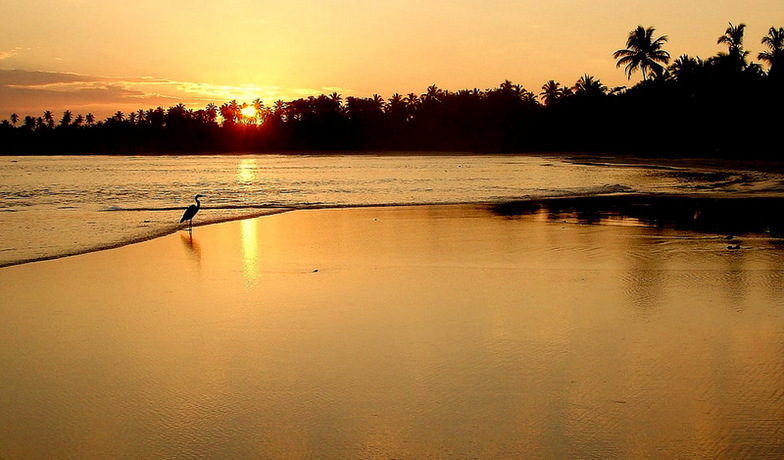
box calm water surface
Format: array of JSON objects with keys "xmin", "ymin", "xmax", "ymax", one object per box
[
  {"xmin": 2, "ymin": 153, "xmax": 782, "ymax": 266},
  {"xmin": 0, "ymin": 206, "xmax": 782, "ymax": 458}
]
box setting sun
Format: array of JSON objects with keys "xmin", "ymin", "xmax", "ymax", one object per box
[{"xmin": 240, "ymin": 105, "xmax": 256, "ymax": 119}]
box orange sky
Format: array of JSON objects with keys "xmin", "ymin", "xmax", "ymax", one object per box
[{"xmin": 1, "ymin": 0, "xmax": 782, "ymax": 119}]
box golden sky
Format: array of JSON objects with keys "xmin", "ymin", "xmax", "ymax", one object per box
[{"xmin": 1, "ymin": 0, "xmax": 782, "ymax": 118}]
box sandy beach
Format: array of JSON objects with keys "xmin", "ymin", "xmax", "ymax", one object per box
[{"xmin": 1, "ymin": 205, "xmax": 783, "ymax": 458}]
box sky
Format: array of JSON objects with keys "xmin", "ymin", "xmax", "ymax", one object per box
[{"xmin": 1, "ymin": 0, "xmax": 782, "ymax": 119}]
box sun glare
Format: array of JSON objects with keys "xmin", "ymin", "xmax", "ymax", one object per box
[{"xmin": 241, "ymin": 106, "xmax": 256, "ymax": 119}]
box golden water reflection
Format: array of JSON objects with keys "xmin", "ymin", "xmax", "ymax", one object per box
[
  {"xmin": 237, "ymin": 158, "xmax": 256, "ymax": 185},
  {"xmin": 240, "ymin": 218, "xmax": 258, "ymax": 283},
  {"xmin": 1, "ymin": 206, "xmax": 783, "ymax": 458}
]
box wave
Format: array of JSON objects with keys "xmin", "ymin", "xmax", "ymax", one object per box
[
  {"xmin": 0, "ymin": 207, "xmax": 294, "ymax": 269},
  {"xmin": 3, "ymin": 184, "xmax": 783, "ymax": 270},
  {"xmin": 99, "ymin": 204, "xmax": 290, "ymax": 212}
]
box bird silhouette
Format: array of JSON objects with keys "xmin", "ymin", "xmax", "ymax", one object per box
[{"xmin": 180, "ymin": 194, "xmax": 205, "ymax": 232}]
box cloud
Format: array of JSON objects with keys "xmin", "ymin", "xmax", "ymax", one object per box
[
  {"xmin": 0, "ymin": 47, "xmax": 23, "ymax": 61},
  {"xmin": 0, "ymin": 69, "xmax": 353, "ymax": 119}
]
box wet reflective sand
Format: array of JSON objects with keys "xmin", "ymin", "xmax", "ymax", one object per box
[{"xmin": 1, "ymin": 206, "xmax": 783, "ymax": 458}]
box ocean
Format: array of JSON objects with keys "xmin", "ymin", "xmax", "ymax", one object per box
[{"xmin": 1, "ymin": 153, "xmax": 782, "ymax": 266}]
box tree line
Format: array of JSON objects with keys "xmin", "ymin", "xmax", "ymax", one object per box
[{"xmin": 1, "ymin": 22, "xmax": 782, "ymax": 158}]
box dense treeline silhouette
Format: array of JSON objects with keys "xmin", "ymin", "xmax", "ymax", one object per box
[{"xmin": 1, "ymin": 23, "xmax": 782, "ymax": 158}]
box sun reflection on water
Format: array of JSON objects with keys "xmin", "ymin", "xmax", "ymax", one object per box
[
  {"xmin": 237, "ymin": 158, "xmax": 256, "ymax": 185},
  {"xmin": 240, "ymin": 218, "xmax": 258, "ymax": 283}
]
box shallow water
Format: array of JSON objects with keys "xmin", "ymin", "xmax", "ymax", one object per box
[
  {"xmin": 2, "ymin": 153, "xmax": 782, "ymax": 266},
  {"xmin": 1, "ymin": 206, "xmax": 783, "ymax": 458}
]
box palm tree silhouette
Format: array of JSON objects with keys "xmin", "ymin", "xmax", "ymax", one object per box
[
  {"xmin": 717, "ymin": 22, "xmax": 748, "ymax": 69},
  {"xmin": 573, "ymin": 74, "xmax": 606, "ymax": 95},
  {"xmin": 329, "ymin": 92, "xmax": 343, "ymax": 105},
  {"xmin": 423, "ymin": 84, "xmax": 444, "ymax": 103},
  {"xmin": 43, "ymin": 111, "xmax": 54, "ymax": 129},
  {"xmin": 387, "ymin": 93, "xmax": 403, "ymax": 108},
  {"xmin": 613, "ymin": 26, "xmax": 671, "ymax": 80},
  {"xmin": 251, "ymin": 98, "xmax": 265, "ymax": 124},
  {"xmin": 219, "ymin": 101, "xmax": 238, "ymax": 126},
  {"xmin": 60, "ymin": 110, "xmax": 72, "ymax": 127},
  {"xmin": 540, "ymin": 80, "xmax": 568, "ymax": 105},
  {"xmin": 369, "ymin": 94, "xmax": 385, "ymax": 112},
  {"xmin": 669, "ymin": 55, "xmax": 703, "ymax": 79},
  {"xmin": 10, "ymin": 113, "xmax": 18, "ymax": 127},
  {"xmin": 404, "ymin": 93, "xmax": 419, "ymax": 110},
  {"xmin": 759, "ymin": 26, "xmax": 784, "ymax": 77},
  {"xmin": 205, "ymin": 103, "xmax": 218, "ymax": 124}
]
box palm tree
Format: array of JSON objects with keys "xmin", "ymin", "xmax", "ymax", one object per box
[
  {"xmin": 573, "ymin": 74, "xmax": 606, "ymax": 95},
  {"xmin": 60, "ymin": 110, "xmax": 72, "ymax": 127},
  {"xmin": 422, "ymin": 84, "xmax": 444, "ymax": 103},
  {"xmin": 369, "ymin": 94, "xmax": 385, "ymax": 112},
  {"xmin": 404, "ymin": 92, "xmax": 419, "ymax": 108},
  {"xmin": 273, "ymin": 100, "xmax": 286, "ymax": 120},
  {"xmin": 85, "ymin": 113, "xmax": 95, "ymax": 126},
  {"xmin": 668, "ymin": 54, "xmax": 704, "ymax": 82},
  {"xmin": 386, "ymin": 93, "xmax": 406, "ymax": 116},
  {"xmin": 759, "ymin": 26, "xmax": 784, "ymax": 77},
  {"xmin": 499, "ymin": 79, "xmax": 523, "ymax": 98},
  {"xmin": 253, "ymin": 98, "xmax": 265, "ymax": 120},
  {"xmin": 717, "ymin": 22, "xmax": 748, "ymax": 68},
  {"xmin": 43, "ymin": 110, "xmax": 54, "ymax": 129},
  {"xmin": 10, "ymin": 113, "xmax": 18, "ymax": 126},
  {"xmin": 613, "ymin": 26, "xmax": 671, "ymax": 80},
  {"xmin": 220, "ymin": 100, "xmax": 241, "ymax": 125},
  {"xmin": 540, "ymin": 80, "xmax": 566, "ymax": 106},
  {"xmin": 329, "ymin": 92, "xmax": 342, "ymax": 105},
  {"xmin": 205, "ymin": 103, "xmax": 218, "ymax": 124},
  {"xmin": 387, "ymin": 92, "xmax": 403, "ymax": 107}
]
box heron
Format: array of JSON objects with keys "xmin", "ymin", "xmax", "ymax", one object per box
[{"xmin": 180, "ymin": 194, "xmax": 205, "ymax": 232}]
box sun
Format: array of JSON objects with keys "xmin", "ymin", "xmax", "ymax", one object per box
[{"xmin": 240, "ymin": 105, "xmax": 256, "ymax": 119}]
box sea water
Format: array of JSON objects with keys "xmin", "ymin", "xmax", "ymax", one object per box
[{"xmin": 1, "ymin": 153, "xmax": 782, "ymax": 266}]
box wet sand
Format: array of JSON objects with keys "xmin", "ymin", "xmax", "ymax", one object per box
[{"xmin": 1, "ymin": 205, "xmax": 783, "ymax": 458}]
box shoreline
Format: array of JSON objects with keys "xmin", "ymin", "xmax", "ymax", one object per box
[
  {"xmin": 5, "ymin": 193, "xmax": 784, "ymax": 269},
  {"xmin": 0, "ymin": 207, "xmax": 295, "ymax": 269},
  {"xmin": 2, "ymin": 202, "xmax": 783, "ymax": 458}
]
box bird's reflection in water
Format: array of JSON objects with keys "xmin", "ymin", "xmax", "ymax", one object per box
[{"xmin": 180, "ymin": 231, "xmax": 202, "ymax": 267}]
